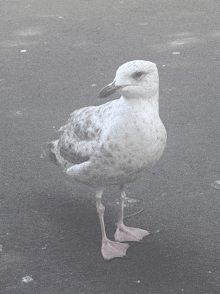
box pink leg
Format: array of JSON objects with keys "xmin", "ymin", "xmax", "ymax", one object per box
[
  {"xmin": 96, "ymin": 189, "xmax": 129, "ymax": 260},
  {"xmin": 114, "ymin": 186, "xmax": 150, "ymax": 242}
]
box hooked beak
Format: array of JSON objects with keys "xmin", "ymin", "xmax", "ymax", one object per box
[{"xmin": 99, "ymin": 81, "xmax": 123, "ymax": 98}]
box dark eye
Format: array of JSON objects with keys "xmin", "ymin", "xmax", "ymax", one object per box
[{"xmin": 133, "ymin": 71, "xmax": 143, "ymax": 78}]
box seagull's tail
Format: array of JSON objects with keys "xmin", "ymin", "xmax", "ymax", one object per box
[
  {"xmin": 41, "ymin": 140, "xmax": 72, "ymax": 171},
  {"xmin": 41, "ymin": 140, "xmax": 59, "ymax": 165}
]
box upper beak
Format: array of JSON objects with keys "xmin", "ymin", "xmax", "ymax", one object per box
[{"xmin": 99, "ymin": 81, "xmax": 123, "ymax": 98}]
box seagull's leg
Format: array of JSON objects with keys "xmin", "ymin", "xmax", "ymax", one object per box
[
  {"xmin": 95, "ymin": 188, "xmax": 129, "ymax": 260},
  {"xmin": 114, "ymin": 186, "xmax": 150, "ymax": 242}
]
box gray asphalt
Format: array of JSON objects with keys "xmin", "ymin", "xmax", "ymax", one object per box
[{"xmin": 1, "ymin": 0, "xmax": 220, "ymax": 293}]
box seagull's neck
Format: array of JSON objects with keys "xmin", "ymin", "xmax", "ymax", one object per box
[{"xmin": 119, "ymin": 93, "xmax": 159, "ymax": 112}]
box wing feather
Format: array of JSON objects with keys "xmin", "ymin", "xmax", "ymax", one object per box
[{"xmin": 57, "ymin": 105, "xmax": 103, "ymax": 165}]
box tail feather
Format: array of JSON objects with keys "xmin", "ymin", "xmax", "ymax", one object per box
[
  {"xmin": 48, "ymin": 149, "xmax": 58, "ymax": 165},
  {"xmin": 41, "ymin": 140, "xmax": 59, "ymax": 165},
  {"xmin": 42, "ymin": 139, "xmax": 75, "ymax": 171}
]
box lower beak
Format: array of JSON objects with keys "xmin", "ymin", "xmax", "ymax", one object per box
[{"xmin": 99, "ymin": 81, "xmax": 123, "ymax": 98}]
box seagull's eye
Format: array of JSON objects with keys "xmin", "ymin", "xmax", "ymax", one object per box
[{"xmin": 133, "ymin": 71, "xmax": 144, "ymax": 79}]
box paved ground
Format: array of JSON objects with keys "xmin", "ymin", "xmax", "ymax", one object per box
[{"xmin": 1, "ymin": 0, "xmax": 220, "ymax": 293}]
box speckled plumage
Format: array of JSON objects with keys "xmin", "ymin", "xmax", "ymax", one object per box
[
  {"xmin": 46, "ymin": 60, "xmax": 167, "ymax": 260},
  {"xmin": 48, "ymin": 61, "xmax": 166, "ymax": 188}
]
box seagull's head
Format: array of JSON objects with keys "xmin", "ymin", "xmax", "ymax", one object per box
[{"xmin": 99, "ymin": 60, "xmax": 158, "ymax": 99}]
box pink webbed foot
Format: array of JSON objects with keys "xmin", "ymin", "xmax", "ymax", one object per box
[
  {"xmin": 114, "ymin": 223, "xmax": 150, "ymax": 242},
  {"xmin": 101, "ymin": 237, "xmax": 130, "ymax": 260}
]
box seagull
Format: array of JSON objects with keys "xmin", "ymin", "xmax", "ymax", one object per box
[{"xmin": 45, "ymin": 60, "xmax": 167, "ymax": 260}]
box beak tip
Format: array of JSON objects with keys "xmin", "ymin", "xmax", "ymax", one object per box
[
  {"xmin": 99, "ymin": 83, "xmax": 122, "ymax": 98},
  {"xmin": 98, "ymin": 90, "xmax": 108, "ymax": 98}
]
